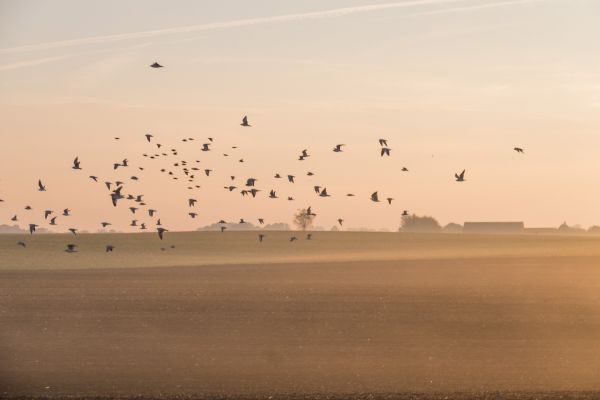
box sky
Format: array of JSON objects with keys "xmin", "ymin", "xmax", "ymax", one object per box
[{"xmin": 1, "ymin": 0, "xmax": 600, "ymax": 232}]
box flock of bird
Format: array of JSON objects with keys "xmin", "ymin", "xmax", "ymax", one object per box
[{"xmin": 1, "ymin": 62, "xmax": 526, "ymax": 253}]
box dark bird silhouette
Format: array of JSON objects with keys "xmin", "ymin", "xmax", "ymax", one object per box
[
  {"xmin": 258, "ymin": 234, "xmax": 265, "ymax": 243},
  {"xmin": 89, "ymin": 176, "xmax": 98, "ymax": 182},
  {"xmin": 38, "ymin": 179, "xmax": 46, "ymax": 191},
  {"xmin": 338, "ymin": 218, "xmax": 343, "ymax": 226},
  {"xmin": 387, "ymin": 198, "xmax": 393, "ymax": 205},
  {"xmin": 111, "ymin": 187, "xmax": 124, "ymax": 207},
  {"xmin": 157, "ymin": 227, "xmax": 167, "ymax": 240},
  {"xmin": 29, "ymin": 224, "xmax": 37, "ymax": 234},
  {"xmin": 145, "ymin": 134, "xmax": 153, "ymax": 142},
  {"xmin": 188, "ymin": 198, "xmax": 197, "ymax": 207},
  {"xmin": 379, "ymin": 139, "xmax": 388, "ymax": 146},
  {"xmin": 381, "ymin": 147, "xmax": 391, "ymax": 157},
  {"xmin": 150, "ymin": 62, "xmax": 163, "ymax": 68},
  {"xmin": 106, "ymin": 245, "xmax": 115, "ymax": 252},
  {"xmin": 65, "ymin": 244, "xmax": 77, "ymax": 253},
  {"xmin": 17, "ymin": 241, "xmax": 26, "ymax": 247},
  {"xmin": 69, "ymin": 228, "xmax": 77, "ymax": 235},
  {"xmin": 201, "ymin": 143, "xmax": 211, "ymax": 151},
  {"xmin": 62, "ymin": 208, "xmax": 70, "ymax": 216},
  {"xmin": 455, "ymin": 169, "xmax": 466, "ymax": 182},
  {"xmin": 371, "ymin": 192, "xmax": 380, "ymax": 202},
  {"xmin": 401, "ymin": 167, "xmax": 409, "ymax": 172},
  {"xmin": 72, "ymin": 157, "xmax": 82, "ymax": 170},
  {"xmin": 288, "ymin": 175, "xmax": 295, "ymax": 183},
  {"xmin": 314, "ymin": 186, "xmax": 321, "ymax": 194},
  {"xmin": 333, "ymin": 144, "xmax": 345, "ymax": 152},
  {"xmin": 11, "ymin": 215, "xmax": 17, "ymax": 221},
  {"xmin": 246, "ymin": 178, "xmax": 257, "ymax": 187},
  {"xmin": 290, "ymin": 236, "xmax": 298, "ymax": 242},
  {"xmin": 514, "ymin": 147, "xmax": 524, "ymax": 153},
  {"xmin": 269, "ymin": 190, "xmax": 278, "ymax": 199},
  {"xmin": 258, "ymin": 218, "xmax": 264, "ymax": 224},
  {"xmin": 319, "ymin": 188, "xmax": 330, "ymax": 197},
  {"xmin": 402, "ymin": 210, "xmax": 409, "ymax": 216},
  {"xmin": 240, "ymin": 115, "xmax": 251, "ymax": 127},
  {"xmin": 44, "ymin": 210, "xmax": 53, "ymax": 219},
  {"xmin": 101, "ymin": 222, "xmax": 111, "ymax": 228}
]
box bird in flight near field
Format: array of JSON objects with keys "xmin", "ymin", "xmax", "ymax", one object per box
[
  {"xmin": 72, "ymin": 157, "xmax": 82, "ymax": 170},
  {"xmin": 240, "ymin": 116, "xmax": 251, "ymax": 127},
  {"xmin": 514, "ymin": 147, "xmax": 524, "ymax": 153},
  {"xmin": 106, "ymin": 245, "xmax": 115, "ymax": 252},
  {"xmin": 38, "ymin": 179, "xmax": 46, "ymax": 191},
  {"xmin": 150, "ymin": 62, "xmax": 163, "ymax": 68},
  {"xmin": 379, "ymin": 139, "xmax": 388, "ymax": 147},
  {"xmin": 371, "ymin": 192, "xmax": 380, "ymax": 202},
  {"xmin": 65, "ymin": 244, "xmax": 77, "ymax": 253},
  {"xmin": 157, "ymin": 227, "xmax": 167, "ymax": 240},
  {"xmin": 145, "ymin": 134, "xmax": 153, "ymax": 142},
  {"xmin": 29, "ymin": 224, "xmax": 37, "ymax": 234},
  {"xmin": 333, "ymin": 144, "xmax": 345, "ymax": 152},
  {"xmin": 455, "ymin": 169, "xmax": 466, "ymax": 182},
  {"xmin": 258, "ymin": 234, "xmax": 265, "ymax": 243}
]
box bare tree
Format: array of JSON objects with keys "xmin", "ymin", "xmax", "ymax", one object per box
[{"xmin": 293, "ymin": 208, "xmax": 316, "ymax": 231}]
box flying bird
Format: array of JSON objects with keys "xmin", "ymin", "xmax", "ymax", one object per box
[
  {"xmin": 371, "ymin": 192, "xmax": 380, "ymax": 202},
  {"xmin": 333, "ymin": 144, "xmax": 345, "ymax": 152},
  {"xmin": 106, "ymin": 245, "xmax": 115, "ymax": 252},
  {"xmin": 72, "ymin": 157, "xmax": 82, "ymax": 170},
  {"xmin": 157, "ymin": 227, "xmax": 168, "ymax": 240},
  {"xmin": 387, "ymin": 198, "xmax": 393, "ymax": 205},
  {"xmin": 381, "ymin": 147, "xmax": 391, "ymax": 157},
  {"xmin": 258, "ymin": 234, "xmax": 265, "ymax": 243},
  {"xmin": 379, "ymin": 139, "xmax": 388, "ymax": 147},
  {"xmin": 240, "ymin": 116, "xmax": 251, "ymax": 127},
  {"xmin": 150, "ymin": 62, "xmax": 163, "ymax": 68},
  {"xmin": 29, "ymin": 224, "xmax": 37, "ymax": 234},
  {"xmin": 65, "ymin": 244, "xmax": 77, "ymax": 253},
  {"xmin": 38, "ymin": 180, "xmax": 46, "ymax": 191},
  {"xmin": 455, "ymin": 169, "xmax": 466, "ymax": 182},
  {"xmin": 514, "ymin": 147, "xmax": 524, "ymax": 153}
]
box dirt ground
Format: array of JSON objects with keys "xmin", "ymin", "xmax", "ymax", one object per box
[{"xmin": 2, "ymin": 232, "xmax": 600, "ymax": 398}]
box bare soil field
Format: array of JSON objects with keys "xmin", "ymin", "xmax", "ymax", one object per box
[{"xmin": 2, "ymin": 232, "xmax": 600, "ymax": 399}]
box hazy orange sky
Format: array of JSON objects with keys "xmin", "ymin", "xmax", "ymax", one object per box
[{"xmin": 1, "ymin": 0, "xmax": 600, "ymax": 232}]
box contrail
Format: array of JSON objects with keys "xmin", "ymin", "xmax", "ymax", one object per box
[
  {"xmin": 0, "ymin": 0, "xmax": 544, "ymax": 55},
  {"xmin": 0, "ymin": 56, "xmax": 67, "ymax": 71},
  {"xmin": 411, "ymin": 0, "xmax": 551, "ymax": 16}
]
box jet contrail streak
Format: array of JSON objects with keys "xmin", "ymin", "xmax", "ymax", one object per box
[{"xmin": 0, "ymin": 0, "xmax": 547, "ymax": 55}]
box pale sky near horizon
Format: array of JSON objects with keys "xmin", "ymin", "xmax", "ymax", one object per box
[{"xmin": 1, "ymin": 0, "xmax": 600, "ymax": 232}]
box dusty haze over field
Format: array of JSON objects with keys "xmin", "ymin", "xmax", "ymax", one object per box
[
  {"xmin": 2, "ymin": 0, "xmax": 600, "ymax": 232},
  {"xmin": 3, "ymin": 232, "xmax": 600, "ymax": 397}
]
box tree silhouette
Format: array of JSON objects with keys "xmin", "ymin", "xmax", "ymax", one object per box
[{"xmin": 293, "ymin": 208, "xmax": 316, "ymax": 231}]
